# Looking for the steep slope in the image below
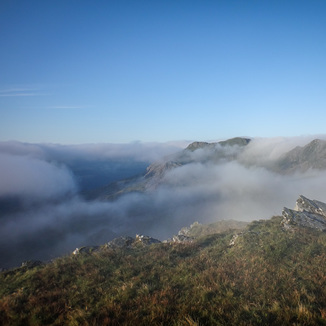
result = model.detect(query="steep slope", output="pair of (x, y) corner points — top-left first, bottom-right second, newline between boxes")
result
(275, 139), (326, 173)
(2, 196), (326, 325)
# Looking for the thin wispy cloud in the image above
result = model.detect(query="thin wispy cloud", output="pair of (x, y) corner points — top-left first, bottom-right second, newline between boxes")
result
(0, 88), (44, 97)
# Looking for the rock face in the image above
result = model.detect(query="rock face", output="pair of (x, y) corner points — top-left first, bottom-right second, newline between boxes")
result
(282, 195), (326, 231)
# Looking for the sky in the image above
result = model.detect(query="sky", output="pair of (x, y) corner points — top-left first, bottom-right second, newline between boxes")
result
(1, 0), (326, 144)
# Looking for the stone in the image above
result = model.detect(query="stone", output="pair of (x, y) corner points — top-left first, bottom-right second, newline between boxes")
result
(21, 260), (43, 268)
(107, 236), (134, 249)
(167, 234), (194, 243)
(135, 234), (161, 245)
(282, 195), (326, 231)
(295, 195), (326, 218)
(106, 235), (161, 249)
(229, 233), (240, 247)
(72, 246), (100, 255)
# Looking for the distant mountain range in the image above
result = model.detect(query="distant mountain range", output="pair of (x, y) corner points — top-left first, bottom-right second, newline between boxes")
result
(85, 137), (326, 201)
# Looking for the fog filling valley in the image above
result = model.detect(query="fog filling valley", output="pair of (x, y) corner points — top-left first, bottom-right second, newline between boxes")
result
(1, 136), (326, 268)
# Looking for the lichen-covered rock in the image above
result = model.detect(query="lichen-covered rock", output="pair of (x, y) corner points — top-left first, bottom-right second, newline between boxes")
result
(106, 235), (161, 249)
(173, 234), (194, 243)
(106, 236), (134, 249)
(72, 246), (100, 255)
(282, 195), (326, 231)
(21, 260), (43, 268)
(164, 234), (195, 243)
(229, 234), (240, 246)
(178, 221), (200, 236)
(135, 234), (161, 245)
(295, 195), (326, 218)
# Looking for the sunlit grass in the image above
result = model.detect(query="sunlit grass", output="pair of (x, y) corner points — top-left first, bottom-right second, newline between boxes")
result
(1, 216), (326, 325)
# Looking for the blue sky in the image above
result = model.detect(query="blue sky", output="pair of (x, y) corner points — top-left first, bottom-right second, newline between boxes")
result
(1, 0), (326, 144)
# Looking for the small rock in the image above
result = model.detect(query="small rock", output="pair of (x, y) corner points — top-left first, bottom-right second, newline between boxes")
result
(169, 234), (194, 243)
(72, 246), (100, 255)
(21, 260), (43, 268)
(135, 234), (161, 245)
(229, 234), (239, 247)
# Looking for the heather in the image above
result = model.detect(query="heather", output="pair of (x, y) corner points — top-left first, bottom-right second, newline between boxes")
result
(1, 216), (326, 325)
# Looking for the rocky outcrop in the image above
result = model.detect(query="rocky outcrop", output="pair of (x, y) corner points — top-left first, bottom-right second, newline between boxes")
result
(295, 195), (326, 217)
(282, 195), (326, 231)
(177, 221), (200, 237)
(106, 235), (161, 249)
(72, 246), (100, 255)
(229, 233), (240, 247)
(134, 234), (161, 246)
(167, 234), (195, 243)
(106, 236), (135, 249)
(21, 260), (44, 268)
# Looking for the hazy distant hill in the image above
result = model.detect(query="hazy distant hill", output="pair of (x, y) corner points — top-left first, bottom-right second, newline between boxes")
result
(86, 137), (326, 202)
(85, 137), (252, 200)
(275, 139), (326, 173)
(185, 137), (251, 151)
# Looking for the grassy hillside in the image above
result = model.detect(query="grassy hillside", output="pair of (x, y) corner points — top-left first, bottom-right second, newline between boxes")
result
(179, 219), (248, 238)
(1, 217), (326, 325)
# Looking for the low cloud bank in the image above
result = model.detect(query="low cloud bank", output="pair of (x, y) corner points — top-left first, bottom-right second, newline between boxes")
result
(161, 161), (326, 223)
(0, 140), (188, 163)
(1, 136), (326, 268)
(239, 135), (326, 166)
(0, 141), (188, 193)
(0, 153), (76, 199)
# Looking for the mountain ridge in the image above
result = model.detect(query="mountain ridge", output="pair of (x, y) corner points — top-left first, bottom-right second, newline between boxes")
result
(275, 138), (326, 173)
(85, 137), (252, 200)
(85, 137), (326, 201)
